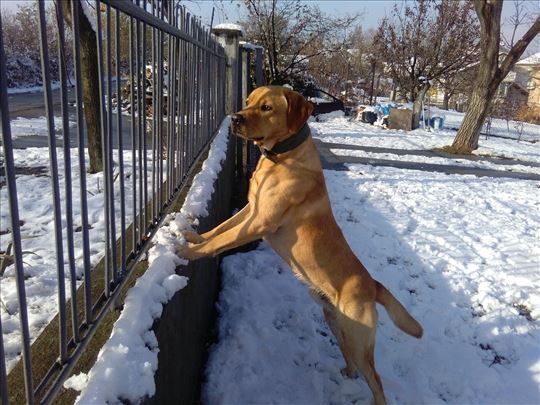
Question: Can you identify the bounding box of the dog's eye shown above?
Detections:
[261,104,272,111]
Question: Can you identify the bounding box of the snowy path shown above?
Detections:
[203,117,540,404]
[311,113,540,164]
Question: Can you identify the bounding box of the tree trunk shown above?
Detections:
[446,0,540,154]
[63,0,103,173]
[412,82,430,129]
[446,85,495,153]
[442,91,450,110]
[369,61,376,105]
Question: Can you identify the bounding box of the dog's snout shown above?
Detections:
[231,114,245,125]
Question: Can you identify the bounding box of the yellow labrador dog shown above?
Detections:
[178,85,422,405]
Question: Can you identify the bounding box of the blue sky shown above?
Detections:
[183,0,538,55]
[183,0,393,30]
[1,0,538,54]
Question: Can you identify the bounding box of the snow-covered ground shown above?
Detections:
[439,107,539,143]
[6,82,61,95]
[203,114,540,404]
[7,115,75,138]
[314,111,540,164]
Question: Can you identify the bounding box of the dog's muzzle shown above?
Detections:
[231,113,245,125]
[231,113,245,135]
[231,114,262,141]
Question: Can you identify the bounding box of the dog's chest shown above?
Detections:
[247,163,279,200]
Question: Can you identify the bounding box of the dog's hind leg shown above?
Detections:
[324,306,358,378]
[339,300,387,405]
[308,289,358,378]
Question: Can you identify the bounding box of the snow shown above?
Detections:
[314,113,540,164]
[8,116,75,138]
[213,23,244,36]
[63,117,231,403]
[202,113,540,403]
[67,247,188,404]
[7,83,60,95]
[312,110,345,122]
[328,148,540,175]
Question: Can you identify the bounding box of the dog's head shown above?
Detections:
[231,86,314,149]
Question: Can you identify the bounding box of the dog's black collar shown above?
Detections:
[260,123,311,163]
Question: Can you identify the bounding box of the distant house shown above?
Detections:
[497,52,540,107]
[514,52,540,107]
[431,51,540,111]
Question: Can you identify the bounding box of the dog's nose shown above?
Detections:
[231,114,245,125]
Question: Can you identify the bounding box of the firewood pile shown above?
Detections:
[112,65,170,118]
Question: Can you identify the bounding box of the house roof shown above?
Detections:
[516,52,540,67]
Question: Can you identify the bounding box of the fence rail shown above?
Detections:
[0,0,228,403]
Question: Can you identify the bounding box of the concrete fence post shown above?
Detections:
[211,24,243,115]
[255,47,265,87]
[241,48,250,109]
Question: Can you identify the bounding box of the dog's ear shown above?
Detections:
[284,90,314,134]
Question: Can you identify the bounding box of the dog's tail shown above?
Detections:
[375,281,423,338]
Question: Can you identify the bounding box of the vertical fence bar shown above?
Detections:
[129,12,138,256]
[157,5,164,214]
[38,0,68,364]
[166,4,174,200]
[105,1,119,283]
[198,26,205,149]
[195,23,201,153]
[0,10,35,405]
[55,1,80,343]
[187,14,194,168]
[115,7,127,275]
[180,9,187,178]
[206,31,212,143]
[70,0,93,326]
[95,0,112,297]
[151,1,157,222]
[141,0,149,235]
[137,0,144,240]
[170,5,177,191]
[173,5,182,188]
[0,311,7,405]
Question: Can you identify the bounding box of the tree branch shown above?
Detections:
[498,14,540,79]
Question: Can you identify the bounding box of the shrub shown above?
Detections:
[515,105,540,125]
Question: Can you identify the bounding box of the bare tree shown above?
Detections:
[306,26,376,101]
[241,0,358,86]
[436,66,477,110]
[374,0,479,128]
[502,0,534,49]
[2,3,65,87]
[445,0,540,154]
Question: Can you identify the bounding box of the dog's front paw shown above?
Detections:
[176,242,206,261]
[181,230,205,244]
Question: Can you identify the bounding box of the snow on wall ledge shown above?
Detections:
[64,117,231,404]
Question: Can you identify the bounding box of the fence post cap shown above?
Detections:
[212,23,244,38]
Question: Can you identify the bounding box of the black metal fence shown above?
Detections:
[0,0,229,403]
